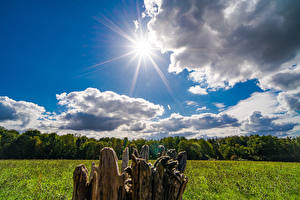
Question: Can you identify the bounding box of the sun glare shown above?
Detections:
[90,16,172,96]
[132,38,152,57]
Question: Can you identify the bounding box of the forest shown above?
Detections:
[0,126,299,162]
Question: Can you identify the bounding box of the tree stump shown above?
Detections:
[158,145,166,157]
[140,145,149,162]
[177,151,187,173]
[72,147,188,200]
[122,147,129,172]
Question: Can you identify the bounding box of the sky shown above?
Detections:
[1,0,300,139]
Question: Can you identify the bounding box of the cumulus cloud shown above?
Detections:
[225,92,281,120]
[0,101,17,121]
[0,96,46,129]
[150,113,240,133]
[145,0,300,89]
[259,62,300,91]
[56,88,164,131]
[61,113,129,131]
[242,111,298,136]
[267,72,300,91]
[188,85,208,95]
[223,91,300,136]
[258,64,300,112]
[127,121,147,132]
[1,88,299,138]
[278,92,300,112]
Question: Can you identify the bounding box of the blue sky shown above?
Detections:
[1,0,300,139]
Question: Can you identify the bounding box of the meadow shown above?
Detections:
[0,160,299,200]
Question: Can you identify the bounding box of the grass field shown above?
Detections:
[0,160,299,200]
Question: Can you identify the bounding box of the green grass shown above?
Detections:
[185,161,300,200]
[0,160,299,200]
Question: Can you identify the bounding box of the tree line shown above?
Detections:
[0,127,299,161]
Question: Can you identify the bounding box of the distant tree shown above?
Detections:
[0,127,299,161]
[60,134,76,159]
[198,139,214,159]
[82,141,98,159]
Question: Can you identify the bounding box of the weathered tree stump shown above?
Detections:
[167,149,177,159]
[72,147,188,200]
[122,147,129,172]
[140,145,149,162]
[177,151,187,173]
[158,145,166,157]
[72,164,90,200]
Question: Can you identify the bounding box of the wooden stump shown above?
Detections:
[140,145,149,162]
[72,147,188,200]
[122,147,129,172]
[72,164,90,200]
[177,151,187,173]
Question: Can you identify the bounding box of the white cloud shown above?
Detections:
[278,91,300,113]
[143,112,241,139]
[223,91,300,136]
[259,55,300,91]
[149,112,240,133]
[167,104,171,110]
[185,100,198,106]
[122,121,147,132]
[262,71,300,92]
[185,101,208,112]
[1,88,299,138]
[142,0,300,137]
[144,0,300,91]
[225,92,281,120]
[0,96,46,131]
[196,106,207,112]
[258,64,300,113]
[188,85,208,95]
[55,88,164,131]
[133,20,139,31]
[214,103,225,109]
[242,111,298,136]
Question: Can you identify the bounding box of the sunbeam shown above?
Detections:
[130,56,142,96]
[147,55,172,94]
[97,15,135,44]
[77,51,136,78]
[91,10,173,97]
[88,51,135,70]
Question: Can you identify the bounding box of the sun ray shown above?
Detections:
[96,15,135,44]
[147,55,172,94]
[93,13,176,100]
[147,54,185,113]
[76,51,136,78]
[130,56,142,95]
[128,53,138,65]
[87,51,135,70]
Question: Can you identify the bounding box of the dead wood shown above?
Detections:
[72,147,188,200]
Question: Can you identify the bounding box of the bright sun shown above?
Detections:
[132,38,152,58]
[91,17,171,96]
